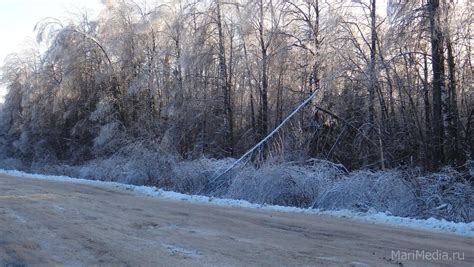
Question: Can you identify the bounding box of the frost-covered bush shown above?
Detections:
[78,142,176,186]
[315,168,473,222]
[1,141,471,223]
[171,157,234,194]
[78,156,156,185]
[216,162,472,222]
[409,168,473,222]
[0,157,26,171]
[74,147,232,194]
[30,162,80,177]
[316,170,418,216]
[226,160,344,207]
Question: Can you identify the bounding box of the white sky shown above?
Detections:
[0,0,103,102]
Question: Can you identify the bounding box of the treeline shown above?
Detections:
[0,0,472,171]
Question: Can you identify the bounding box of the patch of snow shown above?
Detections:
[1,168,473,237]
[317,256,345,262]
[350,261,370,267]
[5,208,27,224]
[52,204,65,211]
[163,244,201,257]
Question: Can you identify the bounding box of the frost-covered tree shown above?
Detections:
[0,0,472,171]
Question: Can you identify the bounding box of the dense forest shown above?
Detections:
[0,0,472,221]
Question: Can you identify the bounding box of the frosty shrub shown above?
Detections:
[226,160,344,207]
[171,157,235,194]
[409,168,473,222]
[0,157,26,171]
[77,152,232,194]
[78,141,176,186]
[316,170,418,216]
[30,162,80,177]
[1,147,471,222]
[315,168,473,222]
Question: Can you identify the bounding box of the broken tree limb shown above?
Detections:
[206,89,321,186]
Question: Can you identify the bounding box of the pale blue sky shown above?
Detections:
[0,0,103,101]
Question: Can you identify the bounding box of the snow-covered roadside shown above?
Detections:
[1,168,473,237]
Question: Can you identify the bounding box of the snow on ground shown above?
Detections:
[1,168,473,237]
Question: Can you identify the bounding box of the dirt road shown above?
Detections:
[0,174,472,266]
